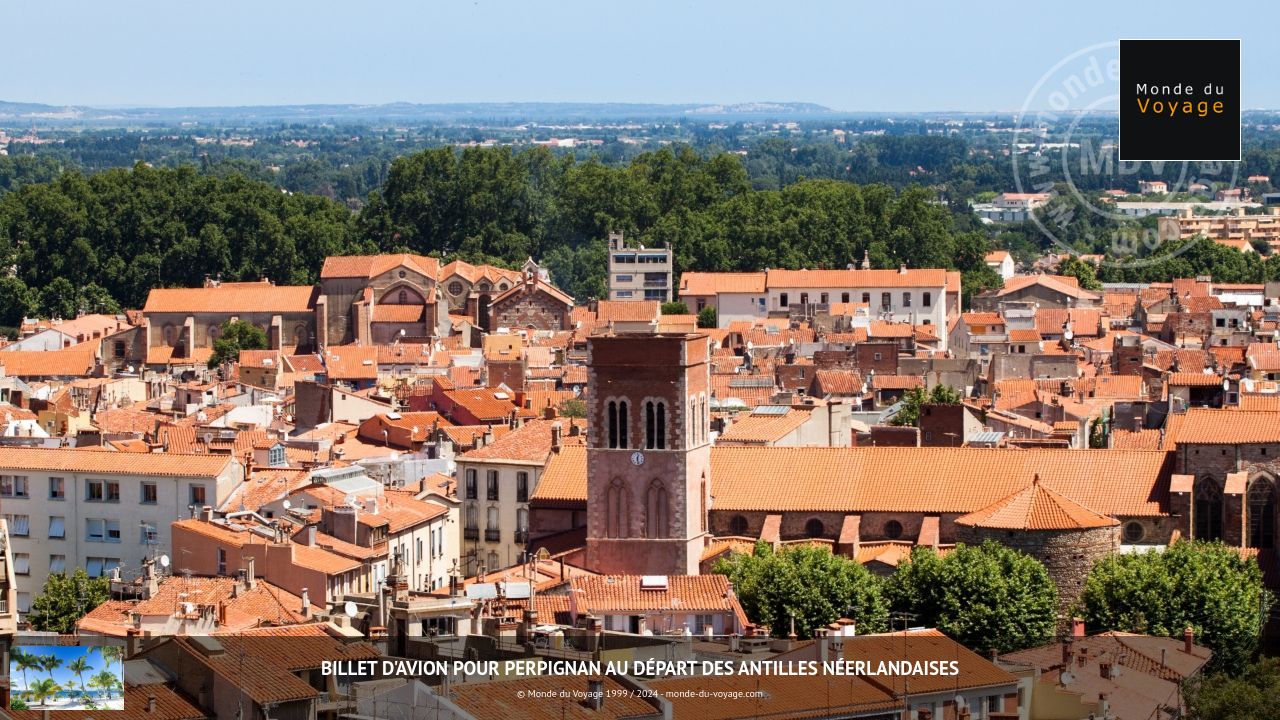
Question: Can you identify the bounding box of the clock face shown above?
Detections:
[630,451,645,467]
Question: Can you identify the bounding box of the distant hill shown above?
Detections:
[0,100,839,126]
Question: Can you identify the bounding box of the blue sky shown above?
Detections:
[9,645,121,692]
[8,0,1279,110]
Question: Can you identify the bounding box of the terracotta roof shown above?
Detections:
[1173,408,1280,444]
[570,574,742,614]
[439,423,513,448]
[871,374,924,390]
[323,346,379,381]
[986,250,1011,262]
[442,387,519,422]
[238,349,281,369]
[1237,394,1280,412]
[0,346,97,377]
[490,277,575,308]
[679,272,768,295]
[962,312,1004,326]
[766,268,948,289]
[0,447,232,477]
[718,408,812,444]
[1111,428,1163,450]
[535,445,1172,517]
[459,418,587,462]
[812,369,863,396]
[143,282,315,314]
[594,300,660,323]
[955,476,1119,530]
[1168,371,1223,387]
[320,253,440,279]
[370,304,426,323]
[1037,308,1105,337]
[92,407,162,436]
[868,321,915,338]
[1008,328,1043,342]
[998,274,1099,300]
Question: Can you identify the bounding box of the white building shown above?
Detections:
[0,448,243,616]
[985,250,1016,281]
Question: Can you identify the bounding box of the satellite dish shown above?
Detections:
[181,602,195,614]
[1063,330,1074,341]
[1060,670,1075,685]
[344,601,358,618]
[282,499,292,510]
[159,554,170,568]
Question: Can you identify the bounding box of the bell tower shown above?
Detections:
[585,331,712,575]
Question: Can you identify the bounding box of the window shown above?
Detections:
[516,472,529,503]
[819,293,828,304]
[646,480,669,539]
[1246,477,1276,549]
[49,477,65,500]
[799,293,809,305]
[615,274,633,283]
[465,469,478,500]
[269,445,285,466]
[880,292,891,308]
[779,293,789,308]
[861,292,870,304]
[607,400,629,449]
[106,481,120,502]
[841,292,850,303]
[5,514,28,537]
[16,592,30,613]
[189,484,206,506]
[616,290,633,298]
[606,478,629,538]
[86,479,104,501]
[729,515,749,535]
[1,475,29,498]
[884,520,904,539]
[217,548,226,576]
[49,555,66,574]
[13,553,29,575]
[105,519,121,543]
[1123,522,1145,543]
[1195,477,1224,541]
[804,518,825,538]
[141,482,158,504]
[86,518,105,542]
[114,340,126,356]
[902,292,912,307]
[48,516,65,539]
[486,551,499,572]
[923,292,932,307]
[465,504,478,529]
[645,400,666,449]
[141,525,158,544]
[417,538,424,565]
[486,470,499,501]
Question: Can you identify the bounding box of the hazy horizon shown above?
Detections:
[10,0,1279,112]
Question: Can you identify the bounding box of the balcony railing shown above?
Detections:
[464,527,480,541]
[514,530,529,544]
[485,528,501,543]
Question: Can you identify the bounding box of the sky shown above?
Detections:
[8,0,1279,110]
[9,645,121,693]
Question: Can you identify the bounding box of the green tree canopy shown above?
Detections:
[1081,540,1274,673]
[660,301,689,315]
[28,568,111,634]
[1185,657,1280,720]
[884,542,1058,653]
[714,541,888,639]
[889,383,964,427]
[208,319,269,368]
[697,306,717,328]
[557,397,587,418]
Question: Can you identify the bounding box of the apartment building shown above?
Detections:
[1157,206,1280,252]
[0,448,243,614]
[606,231,673,302]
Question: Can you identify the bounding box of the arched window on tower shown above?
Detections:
[618,400,628,448]
[1194,476,1224,542]
[645,401,666,449]
[606,478,629,538]
[1247,476,1277,549]
[607,401,617,448]
[646,480,669,539]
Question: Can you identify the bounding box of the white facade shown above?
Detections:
[455,456,543,576]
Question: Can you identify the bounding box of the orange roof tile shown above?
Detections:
[323,345,379,380]
[370,304,425,323]
[679,272,768,295]
[143,282,315,313]
[1173,408,1280,444]
[718,408,812,444]
[594,300,660,322]
[320,253,440,279]
[955,476,1119,530]
[0,346,98,377]
[0,447,232,477]
[1168,372,1224,387]
[459,418,586,462]
[767,268,949,289]
[570,574,742,614]
[1110,428,1163,450]
[998,274,1099,300]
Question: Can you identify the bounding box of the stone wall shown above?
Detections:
[956,524,1120,616]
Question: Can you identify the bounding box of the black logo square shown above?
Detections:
[1119,39,1240,161]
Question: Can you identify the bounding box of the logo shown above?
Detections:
[1119,39,1240,161]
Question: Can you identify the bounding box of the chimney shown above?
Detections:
[244,558,256,590]
[201,505,213,522]
[815,627,829,661]
[301,588,311,618]
[586,679,603,710]
[1184,626,1194,654]
[147,695,157,714]
[1072,617,1085,638]
[217,601,228,627]
[1098,693,1110,718]
[305,525,317,547]
[1062,637,1074,665]
[543,405,557,420]
[370,497,379,515]
[898,264,907,274]
[551,423,562,453]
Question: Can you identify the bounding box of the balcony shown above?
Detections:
[514,530,529,545]
[464,527,480,541]
[485,528,501,543]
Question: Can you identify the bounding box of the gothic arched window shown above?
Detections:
[646,480,669,539]
[1195,476,1224,542]
[645,400,666,449]
[1247,476,1277,549]
[606,478,629,539]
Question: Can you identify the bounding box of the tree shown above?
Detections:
[1056,255,1104,290]
[89,670,119,700]
[714,542,888,639]
[67,656,91,694]
[696,306,717,328]
[208,319,268,369]
[0,276,34,329]
[1081,540,1274,673]
[885,542,1058,653]
[12,649,40,697]
[38,277,79,320]
[1185,657,1280,720]
[889,383,964,427]
[660,301,689,315]
[26,678,61,708]
[40,653,62,682]
[557,397,587,419]
[28,568,111,634]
